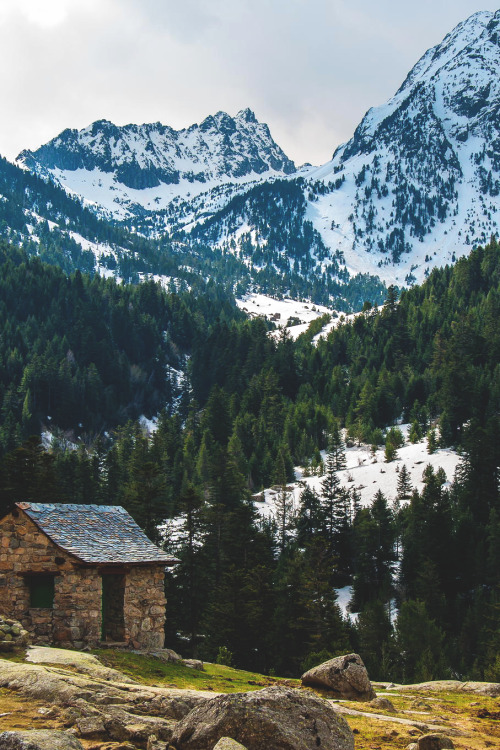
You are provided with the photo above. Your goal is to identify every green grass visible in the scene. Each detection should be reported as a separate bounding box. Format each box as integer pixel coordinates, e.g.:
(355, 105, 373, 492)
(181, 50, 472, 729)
(0, 647, 29, 663)
(93, 649, 300, 693)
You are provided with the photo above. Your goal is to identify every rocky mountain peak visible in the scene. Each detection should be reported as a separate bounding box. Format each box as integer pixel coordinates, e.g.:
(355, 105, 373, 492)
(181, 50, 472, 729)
(17, 110, 296, 212)
(305, 9, 500, 285)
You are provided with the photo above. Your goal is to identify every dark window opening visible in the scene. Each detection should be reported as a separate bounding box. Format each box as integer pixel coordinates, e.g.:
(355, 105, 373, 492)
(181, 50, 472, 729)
(101, 574, 126, 642)
(28, 575, 55, 608)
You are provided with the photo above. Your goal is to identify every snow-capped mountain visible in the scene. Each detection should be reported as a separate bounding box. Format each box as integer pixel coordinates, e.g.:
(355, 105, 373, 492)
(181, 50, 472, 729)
(17, 109, 295, 221)
(176, 10, 500, 287)
(15, 10, 500, 293)
(303, 9, 500, 285)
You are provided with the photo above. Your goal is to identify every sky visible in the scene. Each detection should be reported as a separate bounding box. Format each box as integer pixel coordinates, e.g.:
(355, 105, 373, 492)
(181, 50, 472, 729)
(0, 1, 498, 166)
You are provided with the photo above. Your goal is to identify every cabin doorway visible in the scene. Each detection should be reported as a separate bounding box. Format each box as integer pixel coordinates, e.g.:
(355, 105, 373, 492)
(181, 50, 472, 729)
(101, 573, 125, 642)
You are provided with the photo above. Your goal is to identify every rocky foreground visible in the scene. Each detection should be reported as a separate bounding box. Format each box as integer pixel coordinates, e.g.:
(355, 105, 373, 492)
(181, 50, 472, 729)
(0, 648, 498, 750)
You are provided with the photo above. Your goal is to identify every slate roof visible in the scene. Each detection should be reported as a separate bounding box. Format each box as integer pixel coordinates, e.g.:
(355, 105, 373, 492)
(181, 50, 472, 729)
(16, 502, 177, 565)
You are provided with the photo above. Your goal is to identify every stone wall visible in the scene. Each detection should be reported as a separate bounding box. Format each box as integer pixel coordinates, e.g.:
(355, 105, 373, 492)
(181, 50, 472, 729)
(124, 565, 166, 649)
(0, 509, 167, 650)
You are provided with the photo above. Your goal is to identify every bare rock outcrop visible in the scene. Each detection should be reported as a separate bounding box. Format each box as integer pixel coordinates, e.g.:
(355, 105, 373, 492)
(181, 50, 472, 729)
(0, 657, 209, 716)
(213, 739, 248, 750)
(301, 653, 376, 701)
(26, 645, 135, 683)
(0, 730, 84, 749)
(0, 656, 208, 745)
(368, 696, 396, 712)
(394, 679, 500, 698)
(171, 685, 354, 750)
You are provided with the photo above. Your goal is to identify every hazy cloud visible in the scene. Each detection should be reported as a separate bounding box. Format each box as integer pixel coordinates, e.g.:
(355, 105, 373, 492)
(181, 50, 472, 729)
(0, 0, 497, 165)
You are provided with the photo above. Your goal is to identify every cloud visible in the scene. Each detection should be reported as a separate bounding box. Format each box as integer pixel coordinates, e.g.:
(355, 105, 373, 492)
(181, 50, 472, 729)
(0, 0, 498, 165)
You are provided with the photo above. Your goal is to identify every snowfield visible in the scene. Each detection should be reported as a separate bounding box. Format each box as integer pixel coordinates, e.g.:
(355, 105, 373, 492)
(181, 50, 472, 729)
(236, 292, 381, 342)
(254, 427, 460, 520)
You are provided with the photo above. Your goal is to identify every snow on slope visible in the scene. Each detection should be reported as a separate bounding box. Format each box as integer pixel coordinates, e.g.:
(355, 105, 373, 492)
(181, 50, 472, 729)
(236, 293, 381, 341)
(254, 427, 460, 520)
(236, 293, 333, 339)
(305, 10, 500, 286)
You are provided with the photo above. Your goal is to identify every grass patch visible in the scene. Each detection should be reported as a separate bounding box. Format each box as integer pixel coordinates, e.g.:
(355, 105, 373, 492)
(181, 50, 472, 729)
(0, 647, 28, 663)
(93, 649, 299, 693)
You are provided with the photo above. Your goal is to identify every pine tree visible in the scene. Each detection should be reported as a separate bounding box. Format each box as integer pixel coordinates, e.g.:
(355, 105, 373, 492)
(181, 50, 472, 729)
(427, 428, 438, 454)
(394, 600, 446, 683)
(409, 419, 422, 444)
(396, 464, 412, 502)
(319, 449, 351, 582)
(295, 486, 322, 548)
(327, 420, 346, 471)
(320, 449, 343, 547)
(356, 600, 393, 679)
(273, 487, 295, 555)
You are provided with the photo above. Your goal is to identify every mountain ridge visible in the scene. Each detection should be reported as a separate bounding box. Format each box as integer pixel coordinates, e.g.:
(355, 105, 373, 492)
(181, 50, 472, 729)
(307, 8, 500, 285)
(17, 108, 296, 220)
(11, 9, 500, 296)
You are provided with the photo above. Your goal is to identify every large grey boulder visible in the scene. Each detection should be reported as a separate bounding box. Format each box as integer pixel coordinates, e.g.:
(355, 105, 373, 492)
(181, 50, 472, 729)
(171, 685, 354, 750)
(417, 735, 454, 750)
(0, 730, 84, 750)
(301, 653, 376, 701)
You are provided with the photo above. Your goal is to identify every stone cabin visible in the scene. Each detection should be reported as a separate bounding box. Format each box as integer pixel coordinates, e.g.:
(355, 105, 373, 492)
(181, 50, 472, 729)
(0, 502, 177, 650)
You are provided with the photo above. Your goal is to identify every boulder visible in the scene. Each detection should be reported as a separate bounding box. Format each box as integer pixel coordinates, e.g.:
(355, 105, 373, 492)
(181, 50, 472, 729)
(368, 696, 396, 712)
(301, 653, 376, 701)
(183, 659, 204, 670)
(63, 702, 175, 743)
(0, 616, 30, 651)
(213, 739, 248, 750)
(102, 705, 175, 743)
(149, 648, 183, 663)
(171, 685, 354, 750)
(0, 730, 84, 749)
(417, 734, 454, 750)
(75, 715, 106, 738)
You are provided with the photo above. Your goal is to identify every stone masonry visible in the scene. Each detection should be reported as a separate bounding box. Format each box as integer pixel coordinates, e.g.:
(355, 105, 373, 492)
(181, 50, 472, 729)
(0, 506, 168, 650)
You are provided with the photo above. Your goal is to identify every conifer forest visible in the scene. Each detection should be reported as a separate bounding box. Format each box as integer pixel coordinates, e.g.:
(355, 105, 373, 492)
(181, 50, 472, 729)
(0, 236, 498, 683)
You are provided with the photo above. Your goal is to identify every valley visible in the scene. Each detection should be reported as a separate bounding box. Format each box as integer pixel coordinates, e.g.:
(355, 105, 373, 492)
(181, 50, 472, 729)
(0, 7, 499, 750)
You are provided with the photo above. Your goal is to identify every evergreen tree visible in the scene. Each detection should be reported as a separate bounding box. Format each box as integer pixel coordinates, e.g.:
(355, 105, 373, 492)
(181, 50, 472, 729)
(394, 600, 446, 683)
(327, 420, 346, 471)
(396, 464, 412, 502)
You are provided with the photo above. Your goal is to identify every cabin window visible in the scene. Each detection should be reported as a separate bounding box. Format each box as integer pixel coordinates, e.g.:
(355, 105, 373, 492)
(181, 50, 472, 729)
(28, 575, 55, 608)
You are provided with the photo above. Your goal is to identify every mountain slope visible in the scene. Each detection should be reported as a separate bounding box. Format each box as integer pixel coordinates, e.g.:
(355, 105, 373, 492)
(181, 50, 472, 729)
(183, 10, 500, 287)
(15, 10, 500, 296)
(304, 9, 500, 285)
(18, 109, 296, 220)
